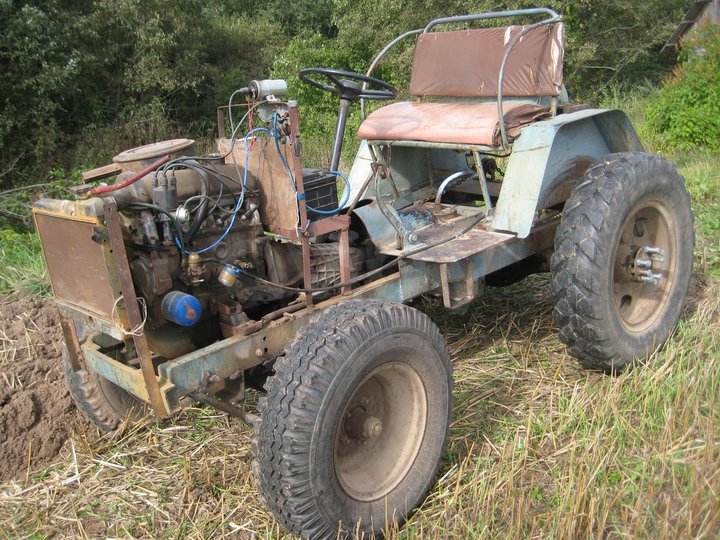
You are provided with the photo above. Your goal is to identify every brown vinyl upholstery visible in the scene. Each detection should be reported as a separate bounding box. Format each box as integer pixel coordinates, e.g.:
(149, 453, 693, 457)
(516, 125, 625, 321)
(356, 102, 551, 146)
(358, 22, 564, 146)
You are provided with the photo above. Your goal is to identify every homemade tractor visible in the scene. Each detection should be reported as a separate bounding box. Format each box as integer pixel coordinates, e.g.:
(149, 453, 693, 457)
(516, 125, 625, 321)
(33, 8, 694, 539)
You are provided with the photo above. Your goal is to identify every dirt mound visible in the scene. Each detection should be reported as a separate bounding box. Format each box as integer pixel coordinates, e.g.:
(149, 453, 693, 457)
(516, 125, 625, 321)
(0, 293, 91, 482)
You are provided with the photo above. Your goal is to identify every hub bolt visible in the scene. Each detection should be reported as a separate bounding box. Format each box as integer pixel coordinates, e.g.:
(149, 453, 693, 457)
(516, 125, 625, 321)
(641, 272, 663, 285)
(363, 416, 383, 439)
(631, 246, 666, 286)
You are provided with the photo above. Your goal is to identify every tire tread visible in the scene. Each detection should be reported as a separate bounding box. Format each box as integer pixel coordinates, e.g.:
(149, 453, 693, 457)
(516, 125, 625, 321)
(63, 352, 122, 431)
(551, 152, 693, 372)
(254, 300, 451, 538)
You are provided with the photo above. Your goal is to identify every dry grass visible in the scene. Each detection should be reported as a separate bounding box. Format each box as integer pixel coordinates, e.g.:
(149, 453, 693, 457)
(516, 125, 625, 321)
(0, 272, 718, 539)
(1, 143, 718, 538)
(410, 275, 719, 539)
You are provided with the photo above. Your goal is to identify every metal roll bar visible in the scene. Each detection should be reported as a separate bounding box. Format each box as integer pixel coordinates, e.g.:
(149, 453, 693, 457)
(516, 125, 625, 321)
(361, 28, 422, 120)
(496, 16, 562, 147)
(422, 8, 560, 32)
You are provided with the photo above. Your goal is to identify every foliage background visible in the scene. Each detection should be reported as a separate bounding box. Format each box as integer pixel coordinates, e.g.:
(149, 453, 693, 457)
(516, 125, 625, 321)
(646, 24, 720, 150)
(0, 0, 698, 191)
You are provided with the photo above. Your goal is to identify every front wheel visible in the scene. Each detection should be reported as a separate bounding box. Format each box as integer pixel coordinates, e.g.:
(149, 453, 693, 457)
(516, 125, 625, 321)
(255, 300, 453, 539)
(551, 152, 694, 373)
(63, 346, 146, 431)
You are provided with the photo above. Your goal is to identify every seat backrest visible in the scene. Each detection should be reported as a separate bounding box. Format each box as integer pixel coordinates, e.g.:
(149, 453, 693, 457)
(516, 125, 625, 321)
(408, 23, 564, 98)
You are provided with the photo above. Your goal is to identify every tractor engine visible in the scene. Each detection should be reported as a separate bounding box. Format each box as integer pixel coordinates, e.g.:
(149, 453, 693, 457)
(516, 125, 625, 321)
(99, 138, 364, 359)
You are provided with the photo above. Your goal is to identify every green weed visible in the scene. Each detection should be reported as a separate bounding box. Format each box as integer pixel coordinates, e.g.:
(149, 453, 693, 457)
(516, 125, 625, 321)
(0, 229, 49, 297)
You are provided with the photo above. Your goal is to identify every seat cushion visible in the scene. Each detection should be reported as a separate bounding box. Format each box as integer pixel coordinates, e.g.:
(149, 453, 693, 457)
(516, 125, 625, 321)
(357, 101, 548, 147)
(409, 24, 564, 98)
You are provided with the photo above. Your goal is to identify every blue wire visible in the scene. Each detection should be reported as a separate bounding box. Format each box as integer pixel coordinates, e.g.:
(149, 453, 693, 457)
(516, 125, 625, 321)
(187, 115, 348, 256)
(272, 112, 347, 216)
(190, 127, 271, 255)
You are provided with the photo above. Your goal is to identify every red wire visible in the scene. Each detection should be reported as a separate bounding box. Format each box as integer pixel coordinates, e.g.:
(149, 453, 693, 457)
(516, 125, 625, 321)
(88, 155, 170, 196)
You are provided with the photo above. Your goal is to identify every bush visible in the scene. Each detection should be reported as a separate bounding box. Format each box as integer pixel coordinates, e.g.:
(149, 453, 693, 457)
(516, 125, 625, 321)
(0, 1, 284, 187)
(271, 33, 379, 168)
(646, 25, 720, 150)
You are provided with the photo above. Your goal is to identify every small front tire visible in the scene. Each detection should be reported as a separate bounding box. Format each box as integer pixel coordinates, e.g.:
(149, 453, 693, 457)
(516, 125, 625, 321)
(63, 346, 146, 431)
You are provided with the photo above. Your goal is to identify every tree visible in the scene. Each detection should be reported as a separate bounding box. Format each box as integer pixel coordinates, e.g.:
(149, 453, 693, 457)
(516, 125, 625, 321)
(0, 0, 284, 185)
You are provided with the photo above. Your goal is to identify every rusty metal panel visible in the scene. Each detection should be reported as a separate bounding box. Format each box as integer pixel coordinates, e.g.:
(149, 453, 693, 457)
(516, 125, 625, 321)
(217, 137, 300, 236)
(405, 227, 516, 263)
(57, 302, 128, 341)
(60, 315, 86, 372)
(34, 212, 117, 317)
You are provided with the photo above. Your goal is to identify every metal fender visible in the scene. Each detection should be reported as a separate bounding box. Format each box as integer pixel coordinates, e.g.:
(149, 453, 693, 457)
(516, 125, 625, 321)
(491, 108, 643, 238)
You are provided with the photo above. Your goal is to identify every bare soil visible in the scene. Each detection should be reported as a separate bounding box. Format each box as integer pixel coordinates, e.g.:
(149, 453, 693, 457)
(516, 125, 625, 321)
(0, 293, 91, 482)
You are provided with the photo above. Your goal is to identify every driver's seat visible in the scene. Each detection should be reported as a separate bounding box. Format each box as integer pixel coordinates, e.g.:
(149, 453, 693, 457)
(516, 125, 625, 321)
(357, 23, 564, 148)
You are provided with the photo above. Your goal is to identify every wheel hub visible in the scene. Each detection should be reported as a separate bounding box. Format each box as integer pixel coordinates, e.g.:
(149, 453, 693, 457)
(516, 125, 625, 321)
(629, 246, 665, 285)
(363, 416, 383, 439)
(334, 362, 427, 501)
(612, 200, 677, 332)
(342, 401, 383, 440)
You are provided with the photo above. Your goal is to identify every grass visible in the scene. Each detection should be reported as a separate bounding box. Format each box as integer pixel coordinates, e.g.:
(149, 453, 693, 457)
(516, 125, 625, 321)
(0, 229, 50, 297)
(0, 96, 719, 538)
(0, 170, 80, 298)
(0, 273, 717, 538)
(678, 156, 720, 277)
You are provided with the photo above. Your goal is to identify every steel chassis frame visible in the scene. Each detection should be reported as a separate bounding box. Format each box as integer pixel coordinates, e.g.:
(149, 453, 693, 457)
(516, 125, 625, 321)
(52, 203, 557, 418)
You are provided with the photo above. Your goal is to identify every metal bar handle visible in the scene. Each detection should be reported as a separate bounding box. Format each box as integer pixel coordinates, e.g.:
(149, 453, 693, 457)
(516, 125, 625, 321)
(423, 8, 560, 32)
(361, 28, 423, 120)
(425, 8, 563, 148)
(361, 8, 563, 145)
(497, 15, 563, 148)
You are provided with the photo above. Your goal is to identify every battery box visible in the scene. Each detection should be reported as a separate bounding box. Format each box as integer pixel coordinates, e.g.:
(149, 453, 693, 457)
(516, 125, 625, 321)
(302, 168, 339, 220)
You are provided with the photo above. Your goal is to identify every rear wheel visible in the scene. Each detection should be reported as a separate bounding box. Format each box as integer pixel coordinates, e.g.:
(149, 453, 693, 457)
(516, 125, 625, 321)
(255, 300, 452, 539)
(551, 152, 694, 372)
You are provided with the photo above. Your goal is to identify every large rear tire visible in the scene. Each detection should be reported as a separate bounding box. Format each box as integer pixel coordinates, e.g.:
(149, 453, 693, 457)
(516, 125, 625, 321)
(551, 152, 694, 373)
(255, 300, 453, 538)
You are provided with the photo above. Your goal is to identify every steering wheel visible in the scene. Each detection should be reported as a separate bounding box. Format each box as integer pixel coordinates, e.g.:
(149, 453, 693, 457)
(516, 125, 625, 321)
(298, 68, 397, 101)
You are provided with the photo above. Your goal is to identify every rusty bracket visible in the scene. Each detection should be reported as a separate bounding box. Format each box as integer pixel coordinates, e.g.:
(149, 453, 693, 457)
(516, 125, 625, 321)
(439, 259, 479, 309)
(60, 315, 86, 371)
(103, 200, 169, 417)
(370, 161, 388, 179)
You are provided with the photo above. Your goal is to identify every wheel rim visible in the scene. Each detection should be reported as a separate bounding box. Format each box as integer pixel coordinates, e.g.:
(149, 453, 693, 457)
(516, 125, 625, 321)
(612, 199, 677, 332)
(334, 362, 427, 501)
